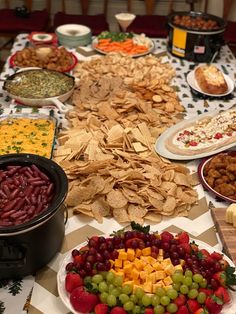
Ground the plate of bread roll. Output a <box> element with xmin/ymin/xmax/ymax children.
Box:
<box><xmin>187</xmin><ymin>64</ymin><xmax>234</xmax><ymax>97</ymax></box>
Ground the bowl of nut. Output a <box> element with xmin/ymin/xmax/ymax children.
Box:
<box><xmin>198</xmin><ymin>150</ymin><xmax>236</xmax><ymax>203</ymax></box>
<box><xmin>0</xmin><ymin>153</ymin><xmax>68</xmax><ymax>279</ymax></box>
<box><xmin>9</xmin><ymin>46</ymin><xmax>77</xmax><ymax>73</ymax></box>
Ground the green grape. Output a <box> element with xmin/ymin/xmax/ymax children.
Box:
<box><xmin>185</xmin><ymin>270</ymin><xmax>193</xmax><ymax>277</ymax></box>
<box><xmin>142</xmin><ymin>294</ymin><xmax>152</xmax><ymax>307</ymax></box>
<box><xmin>183</xmin><ymin>276</ymin><xmax>192</xmax><ymax>286</ymax></box>
<box><xmin>172</xmin><ymin>272</ymin><xmax>184</xmax><ymax>283</ymax></box>
<box><xmin>107</xmin><ymin>294</ymin><xmax>117</xmax><ymax>307</ymax></box>
<box><xmin>124</xmin><ymin>301</ymin><xmax>134</xmax><ymax>311</ymax></box>
<box><xmin>152</xmin><ymin>295</ymin><xmax>160</xmax><ymax>306</ymax></box>
<box><xmin>111</xmin><ymin>288</ymin><xmax>121</xmax><ymax>297</ymax></box>
<box><xmin>91</xmin><ymin>283</ymin><xmax>98</xmax><ymax>291</ymax></box>
<box><xmin>119</xmin><ymin>293</ymin><xmax>130</xmax><ymax>304</ymax></box>
<box><xmin>191</xmin><ymin>282</ymin><xmax>199</xmax><ymax>290</ymax></box>
<box><xmin>108</xmin><ymin>284</ymin><xmax>115</xmax><ymax>293</ymax></box>
<box><xmin>100</xmin><ymin>292</ymin><xmax>109</xmax><ymax>303</ymax></box>
<box><xmin>92</xmin><ymin>274</ymin><xmax>103</xmax><ymax>284</ymax></box>
<box><xmin>197</xmin><ymin>292</ymin><xmax>206</xmax><ymax>304</ymax></box>
<box><xmin>188</xmin><ymin>289</ymin><xmax>198</xmax><ymax>299</ymax></box>
<box><xmin>172</xmin><ymin>283</ymin><xmax>180</xmax><ymax>291</ymax></box>
<box><xmin>166</xmin><ymin>288</ymin><xmax>178</xmax><ymax>300</ymax></box>
<box><xmin>83</xmin><ymin>276</ymin><xmax>92</xmax><ymax>284</ymax></box>
<box><xmin>180</xmin><ymin>284</ymin><xmax>189</xmax><ymax>294</ymax></box>
<box><xmin>100</xmin><ymin>271</ymin><xmax>108</xmax><ymax>279</ymax></box>
<box><xmin>114</xmin><ymin>275</ymin><xmax>123</xmax><ymax>287</ymax></box>
<box><xmin>199</xmin><ymin>278</ymin><xmax>207</xmax><ymax>288</ymax></box>
<box><xmin>154</xmin><ymin>305</ymin><xmax>165</xmax><ymax>314</ymax></box>
<box><xmin>106</xmin><ymin>272</ymin><xmax>115</xmax><ymax>283</ymax></box>
<box><xmin>160</xmin><ymin>295</ymin><xmax>170</xmax><ymax>306</ymax></box>
<box><xmin>132</xmin><ymin>305</ymin><xmax>141</xmax><ymax>314</ymax></box>
<box><xmin>193</xmin><ymin>274</ymin><xmax>203</xmax><ymax>283</ymax></box>
<box><xmin>122</xmin><ymin>284</ymin><xmax>133</xmax><ymax>295</ymax></box>
<box><xmin>155</xmin><ymin>287</ymin><xmax>166</xmax><ymax>297</ymax></box>
<box><xmin>135</xmin><ymin>288</ymin><xmax>145</xmax><ymax>299</ymax></box>
<box><xmin>166</xmin><ymin>303</ymin><xmax>178</xmax><ymax>313</ymax></box>
<box><xmin>130</xmin><ymin>294</ymin><xmax>138</xmax><ymax>304</ymax></box>
<box><xmin>99</xmin><ymin>281</ymin><xmax>108</xmax><ymax>292</ymax></box>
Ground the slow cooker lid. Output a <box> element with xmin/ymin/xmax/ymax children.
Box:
<box><xmin>168</xmin><ymin>11</ymin><xmax>226</xmax><ymax>33</ymax></box>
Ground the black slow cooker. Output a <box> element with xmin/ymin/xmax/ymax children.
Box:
<box><xmin>0</xmin><ymin>154</ymin><xmax>68</xmax><ymax>279</ymax></box>
<box><xmin>167</xmin><ymin>11</ymin><xmax>226</xmax><ymax>63</ymax></box>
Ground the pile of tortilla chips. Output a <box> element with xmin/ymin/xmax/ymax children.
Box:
<box><xmin>54</xmin><ymin>53</ymin><xmax>198</xmax><ymax>224</ymax></box>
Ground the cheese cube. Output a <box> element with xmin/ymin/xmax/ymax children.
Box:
<box><xmin>153</xmin><ymin>262</ymin><xmax>163</xmax><ymax>271</ymax></box>
<box><xmin>164</xmin><ymin>264</ymin><xmax>175</xmax><ymax>276</ymax></box>
<box><xmin>142</xmin><ymin>247</ymin><xmax>151</xmax><ymax>256</ymax></box>
<box><xmin>163</xmin><ymin>276</ymin><xmax>173</xmax><ymax>286</ymax></box>
<box><xmin>157</xmin><ymin>255</ymin><xmax>164</xmax><ymax>262</ymax></box>
<box><xmin>123</xmin><ymin>260</ymin><xmax>131</xmax><ymax>266</ymax></box>
<box><xmin>134</xmin><ymin>258</ymin><xmax>144</xmax><ymax>270</ymax></box>
<box><xmin>114</xmin><ymin>259</ymin><xmax>122</xmax><ymax>268</ymax></box>
<box><xmin>127</xmin><ymin>248</ymin><xmax>135</xmax><ymax>261</ymax></box>
<box><xmin>135</xmin><ymin>249</ymin><xmax>142</xmax><ymax>257</ymax></box>
<box><xmin>159</xmin><ymin>249</ymin><xmax>163</xmax><ymax>256</ymax></box>
<box><xmin>143</xmin><ymin>281</ymin><xmax>152</xmax><ymax>293</ymax></box>
<box><xmin>148</xmin><ymin>272</ymin><xmax>156</xmax><ymax>284</ymax></box>
<box><xmin>146</xmin><ymin>256</ymin><xmax>156</xmax><ymax>264</ymax></box>
<box><xmin>174</xmin><ymin>265</ymin><xmax>183</xmax><ymax>271</ymax></box>
<box><xmin>155</xmin><ymin>271</ymin><xmax>166</xmax><ymax>280</ymax></box>
<box><xmin>131</xmin><ymin>268</ymin><xmax>140</xmax><ymax>280</ymax></box>
<box><xmin>153</xmin><ymin>281</ymin><xmax>165</xmax><ymax>292</ymax></box>
<box><xmin>118</xmin><ymin>251</ymin><xmax>128</xmax><ymax>260</ymax></box>
<box><xmin>144</xmin><ymin>264</ymin><xmax>154</xmax><ymax>274</ymax></box>
<box><xmin>123</xmin><ymin>263</ymin><xmax>133</xmax><ymax>274</ymax></box>
<box><xmin>140</xmin><ymin>271</ymin><xmax>147</xmax><ymax>280</ymax></box>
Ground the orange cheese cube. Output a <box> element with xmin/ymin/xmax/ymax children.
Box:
<box><xmin>153</xmin><ymin>262</ymin><xmax>163</xmax><ymax>271</ymax></box>
<box><xmin>135</xmin><ymin>249</ymin><xmax>142</xmax><ymax>257</ymax></box>
<box><xmin>134</xmin><ymin>258</ymin><xmax>144</xmax><ymax>271</ymax></box>
<box><xmin>127</xmin><ymin>248</ymin><xmax>135</xmax><ymax>261</ymax></box>
<box><xmin>146</xmin><ymin>256</ymin><xmax>156</xmax><ymax>264</ymax></box>
<box><xmin>131</xmin><ymin>268</ymin><xmax>140</xmax><ymax>280</ymax></box>
<box><xmin>159</xmin><ymin>249</ymin><xmax>163</xmax><ymax>256</ymax></box>
<box><xmin>123</xmin><ymin>260</ymin><xmax>131</xmax><ymax>266</ymax></box>
<box><xmin>148</xmin><ymin>272</ymin><xmax>156</xmax><ymax>283</ymax></box>
<box><xmin>118</xmin><ymin>251</ymin><xmax>128</xmax><ymax>260</ymax></box>
<box><xmin>142</xmin><ymin>247</ymin><xmax>151</xmax><ymax>256</ymax></box>
<box><xmin>140</xmin><ymin>271</ymin><xmax>147</xmax><ymax>280</ymax></box>
<box><xmin>157</xmin><ymin>255</ymin><xmax>164</xmax><ymax>262</ymax></box>
<box><xmin>164</xmin><ymin>264</ymin><xmax>175</xmax><ymax>276</ymax></box>
<box><xmin>114</xmin><ymin>259</ymin><xmax>123</xmax><ymax>268</ymax></box>
<box><xmin>123</xmin><ymin>263</ymin><xmax>133</xmax><ymax>274</ymax></box>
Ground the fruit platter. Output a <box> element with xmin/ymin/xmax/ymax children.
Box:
<box><xmin>57</xmin><ymin>223</ymin><xmax>236</xmax><ymax>314</ymax></box>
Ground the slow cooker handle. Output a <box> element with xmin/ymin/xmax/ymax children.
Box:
<box><xmin>0</xmin><ymin>240</ymin><xmax>26</xmax><ymax>268</ymax></box>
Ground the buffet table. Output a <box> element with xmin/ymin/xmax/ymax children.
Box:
<box><xmin>0</xmin><ymin>34</ymin><xmax>236</xmax><ymax>314</ymax></box>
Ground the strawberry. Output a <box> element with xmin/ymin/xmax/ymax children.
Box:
<box><xmin>174</xmin><ymin>294</ymin><xmax>187</xmax><ymax>307</ymax></box>
<box><xmin>186</xmin><ymin>299</ymin><xmax>200</xmax><ymax>314</ymax></box>
<box><xmin>160</xmin><ymin>231</ymin><xmax>174</xmax><ymax>243</ymax></box>
<box><xmin>190</xmin><ymin>242</ymin><xmax>199</xmax><ymax>253</ymax></box>
<box><xmin>205</xmin><ymin>295</ymin><xmax>223</xmax><ymax>314</ymax></box>
<box><xmin>145</xmin><ymin>308</ymin><xmax>155</xmax><ymax>314</ymax></box>
<box><xmin>214</xmin><ymin>286</ymin><xmax>231</xmax><ymax>303</ymax></box>
<box><xmin>180</xmin><ymin>243</ymin><xmax>191</xmax><ymax>254</ymax></box>
<box><xmin>94</xmin><ymin>303</ymin><xmax>109</xmax><ymax>314</ymax></box>
<box><xmin>219</xmin><ymin>259</ymin><xmax>229</xmax><ymax>270</ymax></box>
<box><xmin>198</xmin><ymin>249</ymin><xmax>210</xmax><ymax>260</ymax></box>
<box><xmin>176</xmin><ymin>305</ymin><xmax>189</xmax><ymax>314</ymax></box>
<box><xmin>198</xmin><ymin>288</ymin><xmax>213</xmax><ymax>297</ymax></box>
<box><xmin>178</xmin><ymin>231</ymin><xmax>190</xmax><ymax>244</ymax></box>
<box><xmin>110</xmin><ymin>306</ymin><xmax>127</xmax><ymax>314</ymax></box>
<box><xmin>212</xmin><ymin>271</ymin><xmax>227</xmax><ymax>287</ymax></box>
<box><xmin>194</xmin><ymin>308</ymin><xmax>209</xmax><ymax>314</ymax></box>
<box><xmin>65</xmin><ymin>272</ymin><xmax>83</xmax><ymax>293</ymax></box>
<box><xmin>210</xmin><ymin>251</ymin><xmax>223</xmax><ymax>261</ymax></box>
<box><xmin>70</xmin><ymin>286</ymin><xmax>99</xmax><ymax>313</ymax></box>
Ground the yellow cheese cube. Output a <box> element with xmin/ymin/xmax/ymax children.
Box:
<box><xmin>144</xmin><ymin>264</ymin><xmax>154</xmax><ymax>274</ymax></box>
<box><xmin>116</xmin><ymin>271</ymin><xmax>124</xmax><ymax>277</ymax></box>
<box><xmin>143</xmin><ymin>281</ymin><xmax>152</xmax><ymax>293</ymax></box>
<box><xmin>118</xmin><ymin>251</ymin><xmax>128</xmax><ymax>260</ymax></box>
<box><xmin>133</xmin><ymin>284</ymin><xmax>142</xmax><ymax>292</ymax></box>
<box><xmin>109</xmin><ymin>259</ymin><xmax>115</xmax><ymax>267</ymax></box>
<box><xmin>142</xmin><ymin>247</ymin><xmax>152</xmax><ymax>256</ymax></box>
<box><xmin>127</xmin><ymin>248</ymin><xmax>135</xmax><ymax>261</ymax></box>
<box><xmin>155</xmin><ymin>271</ymin><xmax>166</xmax><ymax>280</ymax></box>
<box><xmin>164</xmin><ymin>285</ymin><xmax>173</xmax><ymax>291</ymax></box>
<box><xmin>123</xmin><ymin>260</ymin><xmax>131</xmax><ymax>266</ymax></box>
<box><xmin>157</xmin><ymin>255</ymin><xmax>164</xmax><ymax>262</ymax></box>
<box><xmin>159</xmin><ymin>249</ymin><xmax>163</xmax><ymax>256</ymax></box>
<box><xmin>153</xmin><ymin>262</ymin><xmax>163</xmax><ymax>271</ymax></box>
<box><xmin>146</xmin><ymin>256</ymin><xmax>156</xmax><ymax>264</ymax></box>
<box><xmin>174</xmin><ymin>265</ymin><xmax>183</xmax><ymax>271</ymax></box>
<box><xmin>164</xmin><ymin>264</ymin><xmax>175</xmax><ymax>276</ymax></box>
<box><xmin>123</xmin><ymin>280</ymin><xmax>134</xmax><ymax>287</ymax></box>
<box><xmin>153</xmin><ymin>281</ymin><xmax>165</xmax><ymax>292</ymax></box>
<box><xmin>163</xmin><ymin>276</ymin><xmax>173</xmax><ymax>286</ymax></box>
<box><xmin>148</xmin><ymin>272</ymin><xmax>156</xmax><ymax>284</ymax></box>
<box><xmin>114</xmin><ymin>259</ymin><xmax>123</xmax><ymax>268</ymax></box>
<box><xmin>117</xmin><ymin>249</ymin><xmax>125</xmax><ymax>252</ymax></box>
<box><xmin>162</xmin><ymin>258</ymin><xmax>172</xmax><ymax>268</ymax></box>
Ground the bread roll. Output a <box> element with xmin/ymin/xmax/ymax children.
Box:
<box><xmin>194</xmin><ymin>65</ymin><xmax>228</xmax><ymax>95</ymax></box>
